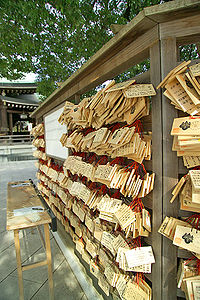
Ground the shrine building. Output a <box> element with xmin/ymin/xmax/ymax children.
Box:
<box><xmin>0</xmin><ymin>82</ymin><xmax>39</xmax><ymax>135</ymax></box>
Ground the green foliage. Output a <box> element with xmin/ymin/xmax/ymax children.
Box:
<box><xmin>179</xmin><ymin>44</ymin><xmax>199</xmax><ymax>61</ymax></box>
<box><xmin>0</xmin><ymin>0</ymin><xmax>199</xmax><ymax>100</ymax></box>
<box><xmin>0</xmin><ymin>0</ymin><xmax>126</xmax><ymax>97</ymax></box>
<box><xmin>115</xmin><ymin>59</ymin><xmax>150</xmax><ymax>82</ymax></box>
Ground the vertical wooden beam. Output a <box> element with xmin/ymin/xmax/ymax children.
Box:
<box><xmin>9</xmin><ymin>112</ymin><xmax>13</xmax><ymax>135</ymax></box>
<box><xmin>0</xmin><ymin>101</ymin><xmax>9</xmax><ymax>134</ymax></box>
<box><xmin>74</xmin><ymin>94</ymin><xmax>80</xmax><ymax>105</ymax></box>
<box><xmin>44</xmin><ymin>224</ymin><xmax>54</xmax><ymax>300</ymax></box>
<box><xmin>150</xmin><ymin>40</ymin><xmax>163</xmax><ymax>300</ymax></box>
<box><xmin>160</xmin><ymin>37</ymin><xmax>178</xmax><ymax>300</ymax></box>
<box><xmin>14</xmin><ymin>229</ymin><xmax>24</xmax><ymax>300</ymax></box>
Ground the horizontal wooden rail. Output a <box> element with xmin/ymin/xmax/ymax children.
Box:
<box><xmin>22</xmin><ymin>259</ymin><xmax>48</xmax><ymax>271</ymax></box>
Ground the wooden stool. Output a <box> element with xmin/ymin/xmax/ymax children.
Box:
<box><xmin>7</xmin><ymin>181</ymin><xmax>54</xmax><ymax>300</ymax></box>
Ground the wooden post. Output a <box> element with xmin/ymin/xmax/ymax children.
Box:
<box><xmin>160</xmin><ymin>37</ymin><xmax>178</xmax><ymax>300</ymax></box>
<box><xmin>9</xmin><ymin>112</ymin><xmax>13</xmax><ymax>135</ymax></box>
<box><xmin>0</xmin><ymin>100</ymin><xmax>9</xmax><ymax>134</ymax></box>
<box><xmin>44</xmin><ymin>224</ymin><xmax>54</xmax><ymax>300</ymax></box>
<box><xmin>150</xmin><ymin>39</ymin><xmax>163</xmax><ymax>300</ymax></box>
<box><xmin>74</xmin><ymin>94</ymin><xmax>80</xmax><ymax>105</ymax></box>
<box><xmin>14</xmin><ymin>229</ymin><xmax>24</xmax><ymax>300</ymax></box>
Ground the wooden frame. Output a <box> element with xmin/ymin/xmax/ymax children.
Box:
<box><xmin>7</xmin><ymin>182</ymin><xmax>54</xmax><ymax>300</ymax></box>
<box><xmin>31</xmin><ymin>1</ymin><xmax>200</xmax><ymax>299</ymax></box>
<box><xmin>14</xmin><ymin>225</ymin><xmax>54</xmax><ymax>300</ymax></box>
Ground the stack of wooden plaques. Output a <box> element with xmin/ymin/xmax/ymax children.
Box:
<box><xmin>38</xmin><ymin>161</ymin><xmax>68</xmax><ymax>189</ymax></box>
<box><xmin>35</xmin><ymin>155</ymin><xmax>153</xmax><ymax>299</ymax></box>
<box><xmin>157</xmin><ymin>61</ymin><xmax>200</xmax><ymax>115</ymax></box>
<box><xmin>31</xmin><ymin>123</ymin><xmax>44</xmax><ymax>137</ymax></box>
<box><xmin>38</xmin><ymin>156</ymin><xmax>154</xmax><ymax>239</ymax></box>
<box><xmin>169</xmin><ymin>170</ymin><xmax>200</xmax><ymax>212</ymax></box>
<box><xmin>158</xmin><ymin>214</ymin><xmax>200</xmax><ymax>299</ymax></box>
<box><xmin>190</xmin><ymin>169</ymin><xmax>200</xmax><ymax>202</ymax></box>
<box><xmin>158</xmin><ymin>167</ymin><xmax>200</xmax><ymax>299</ymax></box>
<box><xmin>171</xmin><ymin>116</ymin><xmax>200</xmax><ymax>168</ymax></box>
<box><xmin>63</xmin><ymin>155</ymin><xmax>155</xmax><ymax>199</ymax></box>
<box><xmin>177</xmin><ymin>259</ymin><xmax>200</xmax><ymax>299</ymax></box>
<box><xmin>60</xmin><ymin>126</ymin><xmax>151</xmax><ymax>164</ymax></box>
<box><xmin>58</xmin><ymin>79</ymin><xmax>156</xmax><ymax>129</ymax></box>
<box><xmin>32</xmin><ymin>137</ymin><xmax>45</xmax><ymax>148</ymax></box>
<box><xmin>58</xmin><ymin>101</ymin><xmax>78</xmax><ymax>130</ymax></box>
<box><xmin>114</xmin><ymin>276</ymin><xmax>152</xmax><ymax>299</ymax></box>
<box><xmin>31</xmin><ymin>123</ymin><xmax>47</xmax><ymax>160</ymax></box>
<box><xmin>158</xmin><ymin>216</ymin><xmax>191</xmax><ymax>240</ymax></box>
<box><xmin>33</xmin><ymin>75</ymin><xmax>156</xmax><ymax>299</ymax></box>
<box><xmin>33</xmin><ymin>149</ymin><xmax>47</xmax><ymax>161</ymax></box>
<box><xmin>116</xmin><ymin>245</ymin><xmax>155</xmax><ymax>273</ymax></box>
<box><xmin>114</xmin><ymin>204</ymin><xmax>151</xmax><ymax>238</ymax></box>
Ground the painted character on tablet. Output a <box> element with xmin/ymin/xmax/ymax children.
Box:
<box><xmin>179</xmin><ymin>121</ymin><xmax>191</xmax><ymax>130</ymax></box>
<box><xmin>182</xmin><ymin>232</ymin><xmax>193</xmax><ymax>244</ymax></box>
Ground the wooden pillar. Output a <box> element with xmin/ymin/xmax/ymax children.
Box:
<box><xmin>74</xmin><ymin>94</ymin><xmax>80</xmax><ymax>105</ymax></box>
<box><xmin>44</xmin><ymin>224</ymin><xmax>54</xmax><ymax>300</ymax></box>
<box><xmin>150</xmin><ymin>39</ymin><xmax>163</xmax><ymax>300</ymax></box>
<box><xmin>160</xmin><ymin>37</ymin><xmax>178</xmax><ymax>300</ymax></box>
<box><xmin>0</xmin><ymin>100</ymin><xmax>9</xmax><ymax>134</ymax></box>
<box><xmin>9</xmin><ymin>112</ymin><xmax>13</xmax><ymax>135</ymax></box>
<box><xmin>14</xmin><ymin>230</ymin><xmax>24</xmax><ymax>300</ymax></box>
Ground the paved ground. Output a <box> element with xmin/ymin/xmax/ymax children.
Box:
<box><xmin>0</xmin><ymin>160</ymin><xmax>101</xmax><ymax>300</ymax></box>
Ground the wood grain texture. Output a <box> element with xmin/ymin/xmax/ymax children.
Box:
<box><xmin>150</xmin><ymin>41</ymin><xmax>163</xmax><ymax>300</ymax></box>
<box><xmin>7</xmin><ymin>181</ymin><xmax>51</xmax><ymax>231</ymax></box>
<box><xmin>14</xmin><ymin>229</ymin><xmax>24</xmax><ymax>300</ymax></box>
<box><xmin>161</xmin><ymin>37</ymin><xmax>178</xmax><ymax>300</ymax></box>
<box><xmin>22</xmin><ymin>259</ymin><xmax>48</xmax><ymax>271</ymax></box>
<box><xmin>177</xmin><ymin>34</ymin><xmax>200</xmax><ymax>46</ymax></box>
<box><xmin>44</xmin><ymin>223</ymin><xmax>54</xmax><ymax>300</ymax></box>
<box><xmin>160</xmin><ymin>14</ymin><xmax>200</xmax><ymax>39</ymax></box>
<box><xmin>144</xmin><ymin>0</ymin><xmax>200</xmax><ymax>23</ymax></box>
<box><xmin>74</xmin><ymin>94</ymin><xmax>80</xmax><ymax>105</ymax></box>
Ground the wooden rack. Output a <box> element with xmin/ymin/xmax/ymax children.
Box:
<box><xmin>31</xmin><ymin>1</ymin><xmax>200</xmax><ymax>299</ymax></box>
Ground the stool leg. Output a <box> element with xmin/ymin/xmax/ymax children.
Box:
<box><xmin>44</xmin><ymin>224</ymin><xmax>54</xmax><ymax>300</ymax></box>
<box><xmin>14</xmin><ymin>229</ymin><xmax>24</xmax><ymax>300</ymax></box>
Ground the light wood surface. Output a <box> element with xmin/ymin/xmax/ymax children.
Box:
<box><xmin>150</xmin><ymin>40</ymin><xmax>163</xmax><ymax>300</ymax></box>
<box><xmin>22</xmin><ymin>259</ymin><xmax>48</xmax><ymax>271</ymax></box>
<box><xmin>161</xmin><ymin>37</ymin><xmax>179</xmax><ymax>300</ymax></box>
<box><xmin>14</xmin><ymin>229</ymin><xmax>24</xmax><ymax>300</ymax></box>
<box><xmin>160</xmin><ymin>14</ymin><xmax>200</xmax><ymax>39</ymax></box>
<box><xmin>7</xmin><ymin>181</ymin><xmax>51</xmax><ymax>231</ymax></box>
<box><xmin>44</xmin><ymin>223</ymin><xmax>54</xmax><ymax>300</ymax></box>
<box><xmin>7</xmin><ymin>181</ymin><xmax>54</xmax><ymax>300</ymax></box>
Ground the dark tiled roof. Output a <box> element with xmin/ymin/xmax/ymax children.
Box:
<box><xmin>2</xmin><ymin>93</ymin><xmax>39</xmax><ymax>106</ymax></box>
<box><xmin>0</xmin><ymin>82</ymin><xmax>37</xmax><ymax>89</ymax></box>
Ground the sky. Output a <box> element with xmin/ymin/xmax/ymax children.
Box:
<box><xmin>0</xmin><ymin>73</ymin><xmax>37</xmax><ymax>83</ymax></box>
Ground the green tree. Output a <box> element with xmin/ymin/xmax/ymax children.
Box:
<box><xmin>0</xmin><ymin>0</ymin><xmax>198</xmax><ymax>99</ymax></box>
